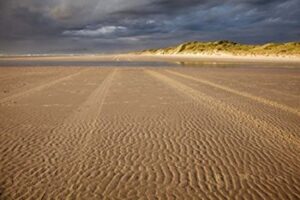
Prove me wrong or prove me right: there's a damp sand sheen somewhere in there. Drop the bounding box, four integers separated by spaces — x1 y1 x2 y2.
0 63 300 199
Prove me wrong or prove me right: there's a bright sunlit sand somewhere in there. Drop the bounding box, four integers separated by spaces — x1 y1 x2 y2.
1 0 300 199
0 55 300 199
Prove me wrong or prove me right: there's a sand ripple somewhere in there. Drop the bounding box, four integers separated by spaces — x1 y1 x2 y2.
0 67 299 199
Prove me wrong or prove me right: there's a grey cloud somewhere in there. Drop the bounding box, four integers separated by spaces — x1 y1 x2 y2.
0 0 299 53
63 26 128 37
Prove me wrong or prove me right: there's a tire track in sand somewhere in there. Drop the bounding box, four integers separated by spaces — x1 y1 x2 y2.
0 69 117 200
166 70 300 117
0 69 88 104
39 69 118 199
63 68 117 150
47 69 117 163
146 70 300 147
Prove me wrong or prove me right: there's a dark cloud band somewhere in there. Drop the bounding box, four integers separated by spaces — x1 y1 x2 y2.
0 0 299 53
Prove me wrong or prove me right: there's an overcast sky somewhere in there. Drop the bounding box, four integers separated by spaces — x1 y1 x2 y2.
0 0 299 54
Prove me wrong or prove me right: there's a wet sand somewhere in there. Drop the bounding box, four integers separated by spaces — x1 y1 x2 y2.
0 64 300 199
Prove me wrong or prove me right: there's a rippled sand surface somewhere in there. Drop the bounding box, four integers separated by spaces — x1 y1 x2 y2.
0 65 299 199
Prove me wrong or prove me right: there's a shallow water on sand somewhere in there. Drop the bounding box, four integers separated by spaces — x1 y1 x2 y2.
1 58 299 69
0 60 179 67
0 60 300 69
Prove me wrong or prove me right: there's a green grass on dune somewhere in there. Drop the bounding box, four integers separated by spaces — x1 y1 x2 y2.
140 40 300 56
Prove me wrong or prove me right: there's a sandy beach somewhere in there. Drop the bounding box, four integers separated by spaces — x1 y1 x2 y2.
0 57 300 199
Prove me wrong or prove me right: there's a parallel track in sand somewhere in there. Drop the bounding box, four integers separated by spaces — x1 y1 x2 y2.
40 69 118 199
0 69 88 104
0 67 299 200
165 70 300 117
147 70 300 146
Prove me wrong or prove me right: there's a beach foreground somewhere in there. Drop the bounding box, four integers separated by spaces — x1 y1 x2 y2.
0 64 300 199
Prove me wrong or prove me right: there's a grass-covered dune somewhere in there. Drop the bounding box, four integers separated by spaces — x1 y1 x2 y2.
139 40 300 57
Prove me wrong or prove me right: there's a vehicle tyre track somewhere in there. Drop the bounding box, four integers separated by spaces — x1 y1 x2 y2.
165 70 300 117
0 69 117 200
146 70 300 147
0 69 88 104
39 69 118 199
63 68 118 151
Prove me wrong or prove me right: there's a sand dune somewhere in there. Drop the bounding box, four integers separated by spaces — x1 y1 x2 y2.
138 40 300 62
0 66 300 199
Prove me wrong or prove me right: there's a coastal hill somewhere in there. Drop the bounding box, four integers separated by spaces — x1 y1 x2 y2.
138 40 300 57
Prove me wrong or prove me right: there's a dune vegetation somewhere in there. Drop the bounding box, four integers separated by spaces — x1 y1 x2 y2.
139 40 300 57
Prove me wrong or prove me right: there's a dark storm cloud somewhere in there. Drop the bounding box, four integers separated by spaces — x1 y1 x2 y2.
0 0 299 53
